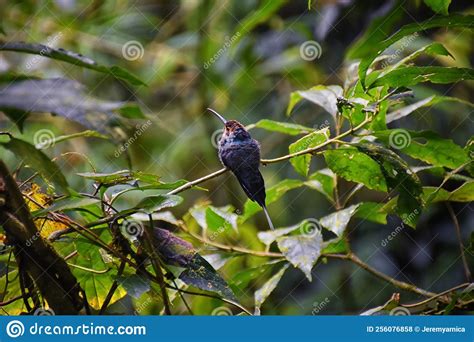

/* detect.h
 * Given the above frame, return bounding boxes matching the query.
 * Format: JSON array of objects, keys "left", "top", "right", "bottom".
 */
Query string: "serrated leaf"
[
  {"left": 252, "top": 119, "right": 313, "bottom": 135},
  {"left": 0, "top": 42, "right": 146, "bottom": 86},
  {"left": 320, "top": 204, "right": 360, "bottom": 237},
  {"left": 324, "top": 148, "right": 388, "bottom": 192},
  {"left": 1, "top": 136, "right": 69, "bottom": 194},
  {"left": 254, "top": 264, "right": 289, "bottom": 314},
  {"left": 277, "top": 229, "right": 323, "bottom": 281},
  {"left": 289, "top": 128, "right": 329, "bottom": 176}
]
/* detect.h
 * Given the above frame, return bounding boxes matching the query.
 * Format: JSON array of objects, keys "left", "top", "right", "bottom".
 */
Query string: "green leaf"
[
  {"left": 287, "top": 85, "right": 343, "bottom": 118},
  {"left": 354, "top": 14, "right": 474, "bottom": 86},
  {"left": 356, "top": 143, "right": 423, "bottom": 227},
  {"left": 77, "top": 170, "right": 161, "bottom": 186},
  {"left": 322, "top": 238, "right": 349, "bottom": 255},
  {"left": 33, "top": 197, "right": 100, "bottom": 217},
  {"left": 370, "top": 66, "right": 474, "bottom": 88},
  {"left": 319, "top": 204, "right": 360, "bottom": 237},
  {"left": 277, "top": 228, "right": 323, "bottom": 281},
  {"left": 116, "top": 274, "right": 150, "bottom": 299},
  {"left": 354, "top": 202, "right": 388, "bottom": 224},
  {"left": 257, "top": 219, "right": 316, "bottom": 246},
  {"left": 304, "top": 168, "right": 336, "bottom": 203},
  {"left": 134, "top": 195, "right": 183, "bottom": 214},
  {"left": 0, "top": 136, "right": 69, "bottom": 194},
  {"left": 289, "top": 128, "right": 330, "bottom": 176},
  {"left": 73, "top": 240, "right": 126, "bottom": 310},
  {"left": 324, "top": 148, "right": 388, "bottom": 192},
  {"left": 153, "top": 228, "right": 236, "bottom": 301},
  {"left": 0, "top": 78, "right": 143, "bottom": 131},
  {"left": 254, "top": 264, "right": 289, "bottom": 315},
  {"left": 230, "top": 260, "right": 284, "bottom": 291},
  {"left": 424, "top": 0, "right": 451, "bottom": 15},
  {"left": 251, "top": 119, "right": 313, "bottom": 136},
  {"left": 190, "top": 204, "right": 238, "bottom": 233},
  {"left": 241, "top": 179, "right": 304, "bottom": 222},
  {"left": 374, "top": 130, "right": 470, "bottom": 169},
  {"left": 0, "top": 41, "right": 146, "bottom": 86}
]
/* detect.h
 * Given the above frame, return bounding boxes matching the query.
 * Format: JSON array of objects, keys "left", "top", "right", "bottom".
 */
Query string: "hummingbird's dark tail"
[{"left": 262, "top": 205, "right": 274, "bottom": 230}]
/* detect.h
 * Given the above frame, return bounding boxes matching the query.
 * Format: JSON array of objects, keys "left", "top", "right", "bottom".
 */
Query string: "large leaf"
[
  {"left": 251, "top": 119, "right": 313, "bottom": 136},
  {"left": 254, "top": 264, "right": 289, "bottom": 315},
  {"left": 356, "top": 143, "right": 423, "bottom": 227},
  {"left": 287, "top": 85, "right": 343, "bottom": 118},
  {"left": 152, "top": 228, "right": 236, "bottom": 301},
  {"left": 319, "top": 204, "right": 360, "bottom": 237},
  {"left": 0, "top": 136, "right": 69, "bottom": 194},
  {"left": 370, "top": 66, "right": 474, "bottom": 88},
  {"left": 324, "top": 148, "right": 388, "bottom": 192},
  {"left": 241, "top": 179, "right": 304, "bottom": 222},
  {"left": 424, "top": 0, "right": 451, "bottom": 15},
  {"left": 0, "top": 78, "right": 144, "bottom": 131},
  {"left": 289, "top": 128, "right": 330, "bottom": 176},
  {"left": 0, "top": 41, "right": 146, "bottom": 86},
  {"left": 353, "top": 14, "right": 474, "bottom": 86},
  {"left": 374, "top": 130, "right": 470, "bottom": 169},
  {"left": 276, "top": 229, "right": 323, "bottom": 281},
  {"left": 73, "top": 240, "right": 126, "bottom": 310}
]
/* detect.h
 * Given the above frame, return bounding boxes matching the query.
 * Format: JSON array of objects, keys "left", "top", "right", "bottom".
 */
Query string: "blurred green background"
[{"left": 0, "top": 0, "right": 473, "bottom": 314}]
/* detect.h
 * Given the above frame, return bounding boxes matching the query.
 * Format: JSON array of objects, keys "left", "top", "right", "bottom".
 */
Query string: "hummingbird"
[{"left": 208, "top": 108, "right": 274, "bottom": 230}]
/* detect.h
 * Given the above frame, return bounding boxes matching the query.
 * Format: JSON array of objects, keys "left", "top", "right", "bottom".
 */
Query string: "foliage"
[{"left": 0, "top": 1, "right": 472, "bottom": 316}]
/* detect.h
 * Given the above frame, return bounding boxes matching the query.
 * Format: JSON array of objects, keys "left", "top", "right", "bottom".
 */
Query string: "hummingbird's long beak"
[{"left": 207, "top": 108, "right": 227, "bottom": 124}]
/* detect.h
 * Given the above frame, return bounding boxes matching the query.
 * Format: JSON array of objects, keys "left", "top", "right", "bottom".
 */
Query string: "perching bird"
[{"left": 208, "top": 108, "right": 274, "bottom": 230}]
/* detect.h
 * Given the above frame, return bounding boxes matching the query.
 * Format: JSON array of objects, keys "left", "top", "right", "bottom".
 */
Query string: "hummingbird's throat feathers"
[{"left": 222, "top": 121, "right": 251, "bottom": 142}]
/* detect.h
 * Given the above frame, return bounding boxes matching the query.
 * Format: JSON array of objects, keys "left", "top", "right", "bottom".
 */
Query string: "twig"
[
  {"left": 329, "top": 253, "right": 437, "bottom": 298},
  {"left": 446, "top": 203, "right": 471, "bottom": 282},
  {"left": 167, "top": 168, "right": 228, "bottom": 195},
  {"left": 99, "top": 261, "right": 126, "bottom": 315},
  {"left": 402, "top": 282, "right": 471, "bottom": 309}
]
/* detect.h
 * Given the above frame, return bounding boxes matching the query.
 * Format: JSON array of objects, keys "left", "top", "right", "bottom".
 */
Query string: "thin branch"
[
  {"left": 167, "top": 168, "right": 228, "bottom": 195},
  {"left": 446, "top": 203, "right": 471, "bottom": 282},
  {"left": 99, "top": 261, "right": 126, "bottom": 315}
]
